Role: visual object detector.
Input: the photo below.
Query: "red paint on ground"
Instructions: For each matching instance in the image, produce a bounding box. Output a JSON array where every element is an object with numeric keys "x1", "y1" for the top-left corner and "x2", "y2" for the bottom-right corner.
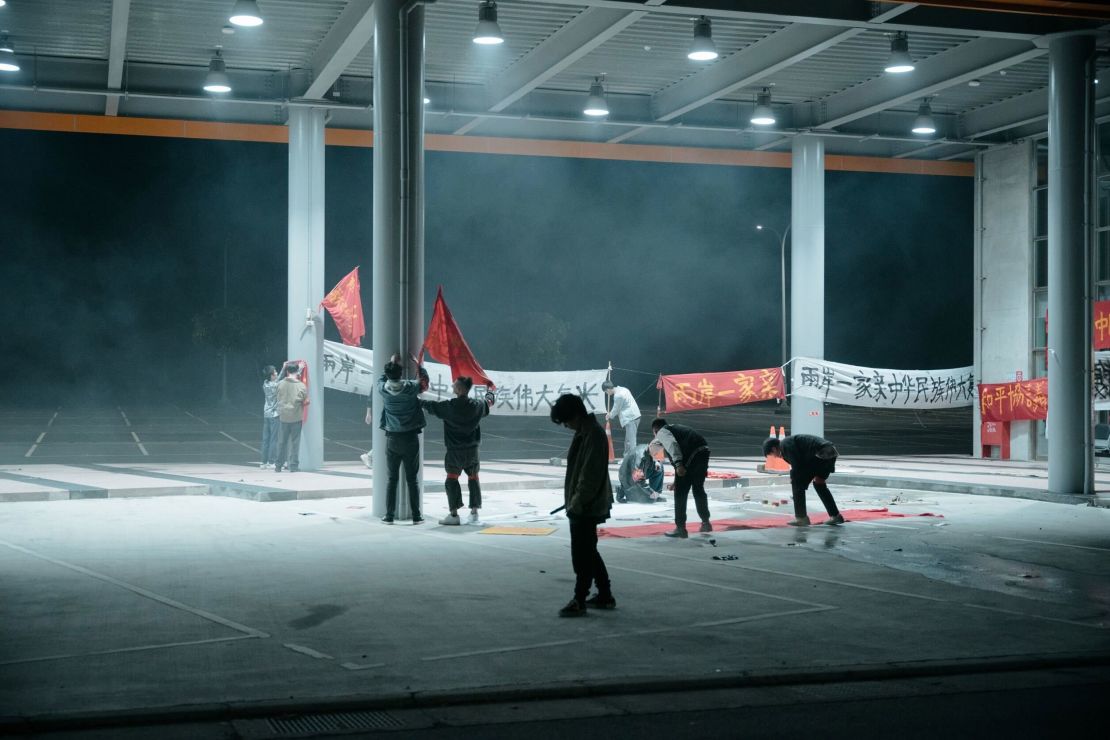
[{"x1": 598, "y1": 508, "x2": 942, "y2": 539}]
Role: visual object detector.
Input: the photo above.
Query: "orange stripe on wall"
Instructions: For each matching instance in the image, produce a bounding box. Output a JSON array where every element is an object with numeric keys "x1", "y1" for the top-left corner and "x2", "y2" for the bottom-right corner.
[{"x1": 0, "y1": 109, "x2": 974, "y2": 177}]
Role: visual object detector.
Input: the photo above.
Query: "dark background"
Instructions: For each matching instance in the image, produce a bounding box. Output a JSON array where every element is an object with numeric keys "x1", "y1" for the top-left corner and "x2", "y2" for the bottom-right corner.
[{"x1": 0, "y1": 128, "x2": 973, "y2": 406}]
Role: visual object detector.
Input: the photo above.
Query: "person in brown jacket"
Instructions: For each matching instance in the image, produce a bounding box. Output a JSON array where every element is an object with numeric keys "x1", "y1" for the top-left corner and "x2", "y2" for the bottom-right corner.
[
  {"x1": 550, "y1": 393, "x2": 615, "y2": 617},
  {"x1": 274, "y1": 362, "x2": 309, "y2": 473}
]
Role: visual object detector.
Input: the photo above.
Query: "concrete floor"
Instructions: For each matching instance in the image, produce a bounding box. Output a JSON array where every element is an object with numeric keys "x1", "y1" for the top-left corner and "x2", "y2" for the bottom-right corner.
[{"x1": 1, "y1": 481, "x2": 1108, "y2": 737}]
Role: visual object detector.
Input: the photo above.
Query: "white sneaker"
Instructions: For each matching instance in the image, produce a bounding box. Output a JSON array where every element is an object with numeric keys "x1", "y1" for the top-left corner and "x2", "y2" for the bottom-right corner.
[
  {"x1": 467, "y1": 511, "x2": 481, "y2": 525},
  {"x1": 439, "y1": 514, "x2": 461, "y2": 526},
  {"x1": 359, "y1": 452, "x2": 372, "y2": 468}
]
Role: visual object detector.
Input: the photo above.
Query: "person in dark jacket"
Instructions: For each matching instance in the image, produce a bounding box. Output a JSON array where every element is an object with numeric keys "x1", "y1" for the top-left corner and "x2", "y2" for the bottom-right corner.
[
  {"x1": 378, "y1": 353, "x2": 430, "y2": 525},
  {"x1": 421, "y1": 376, "x2": 495, "y2": 526},
  {"x1": 762, "y1": 434, "x2": 844, "y2": 526},
  {"x1": 650, "y1": 418, "x2": 712, "y2": 538},
  {"x1": 551, "y1": 393, "x2": 615, "y2": 617}
]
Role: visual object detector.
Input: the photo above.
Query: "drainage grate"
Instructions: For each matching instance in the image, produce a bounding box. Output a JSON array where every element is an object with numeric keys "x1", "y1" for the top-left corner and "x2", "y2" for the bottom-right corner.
[{"x1": 268, "y1": 710, "x2": 404, "y2": 735}]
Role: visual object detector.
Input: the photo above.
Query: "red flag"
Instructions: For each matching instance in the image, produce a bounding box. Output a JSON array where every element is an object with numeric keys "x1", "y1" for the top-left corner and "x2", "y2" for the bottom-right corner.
[
  {"x1": 319, "y1": 267, "x2": 365, "y2": 347},
  {"x1": 422, "y1": 286, "x2": 496, "y2": 390}
]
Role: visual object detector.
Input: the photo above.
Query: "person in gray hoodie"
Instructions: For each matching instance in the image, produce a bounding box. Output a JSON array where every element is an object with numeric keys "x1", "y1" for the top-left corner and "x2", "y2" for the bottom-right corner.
[
  {"x1": 420, "y1": 376, "x2": 495, "y2": 526},
  {"x1": 378, "y1": 353, "x2": 430, "y2": 524}
]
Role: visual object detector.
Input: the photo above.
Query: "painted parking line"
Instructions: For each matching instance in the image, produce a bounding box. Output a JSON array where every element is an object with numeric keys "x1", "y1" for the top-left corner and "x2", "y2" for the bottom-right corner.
[
  {"x1": 183, "y1": 410, "x2": 210, "y2": 425},
  {"x1": 324, "y1": 436, "x2": 366, "y2": 453},
  {"x1": 119, "y1": 407, "x2": 131, "y2": 427},
  {"x1": 283, "y1": 643, "x2": 334, "y2": 660},
  {"x1": 0, "y1": 635, "x2": 257, "y2": 667},
  {"x1": 0, "y1": 539, "x2": 269, "y2": 638},
  {"x1": 46, "y1": 410, "x2": 59, "y2": 427},
  {"x1": 130, "y1": 431, "x2": 149, "y2": 456},
  {"x1": 219, "y1": 430, "x2": 260, "y2": 453},
  {"x1": 991, "y1": 535, "x2": 1110, "y2": 554},
  {"x1": 24, "y1": 432, "x2": 46, "y2": 458}
]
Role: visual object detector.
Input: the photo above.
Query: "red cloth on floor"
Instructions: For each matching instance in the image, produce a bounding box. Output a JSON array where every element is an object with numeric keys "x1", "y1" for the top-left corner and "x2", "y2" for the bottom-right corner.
[{"x1": 598, "y1": 508, "x2": 941, "y2": 539}]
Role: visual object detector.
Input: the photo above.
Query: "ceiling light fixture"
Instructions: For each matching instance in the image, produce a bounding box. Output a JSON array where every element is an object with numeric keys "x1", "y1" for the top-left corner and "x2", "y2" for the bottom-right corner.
[
  {"x1": 885, "y1": 32, "x2": 914, "y2": 74},
  {"x1": 473, "y1": 1, "x2": 504, "y2": 45},
  {"x1": 229, "y1": 0, "x2": 264, "y2": 27},
  {"x1": 583, "y1": 77, "x2": 608, "y2": 117},
  {"x1": 687, "y1": 16, "x2": 718, "y2": 62},
  {"x1": 750, "y1": 87, "x2": 775, "y2": 126},
  {"x1": 0, "y1": 34, "x2": 18, "y2": 73},
  {"x1": 911, "y1": 98, "x2": 936, "y2": 135},
  {"x1": 204, "y1": 50, "x2": 232, "y2": 93}
]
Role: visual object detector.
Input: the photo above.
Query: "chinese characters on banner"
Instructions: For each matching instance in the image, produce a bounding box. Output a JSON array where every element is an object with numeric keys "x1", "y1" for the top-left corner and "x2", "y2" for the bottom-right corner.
[
  {"x1": 322, "y1": 341, "x2": 607, "y2": 417},
  {"x1": 978, "y1": 378, "x2": 1048, "y2": 422},
  {"x1": 791, "y1": 357, "x2": 976, "y2": 409},
  {"x1": 660, "y1": 368, "x2": 784, "y2": 412},
  {"x1": 1095, "y1": 302, "x2": 1110, "y2": 350}
]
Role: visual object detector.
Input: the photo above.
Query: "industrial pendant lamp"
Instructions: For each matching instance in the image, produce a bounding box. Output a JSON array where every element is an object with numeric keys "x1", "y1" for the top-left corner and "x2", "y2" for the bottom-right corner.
[
  {"x1": 229, "y1": 0, "x2": 264, "y2": 28},
  {"x1": 750, "y1": 87, "x2": 775, "y2": 126},
  {"x1": 911, "y1": 99, "x2": 936, "y2": 134},
  {"x1": 885, "y1": 32, "x2": 914, "y2": 74},
  {"x1": 0, "y1": 35, "x2": 19, "y2": 73},
  {"x1": 687, "y1": 16, "x2": 718, "y2": 62},
  {"x1": 203, "y1": 50, "x2": 232, "y2": 93},
  {"x1": 583, "y1": 77, "x2": 608, "y2": 117},
  {"x1": 473, "y1": 1, "x2": 504, "y2": 45}
]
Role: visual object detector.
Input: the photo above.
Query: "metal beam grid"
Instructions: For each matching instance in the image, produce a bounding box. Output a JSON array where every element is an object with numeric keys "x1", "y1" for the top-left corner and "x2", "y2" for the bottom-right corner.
[
  {"x1": 125, "y1": 0, "x2": 347, "y2": 72},
  {"x1": 541, "y1": 12, "x2": 789, "y2": 96},
  {"x1": 721, "y1": 29, "x2": 971, "y2": 106},
  {"x1": 0, "y1": 0, "x2": 112, "y2": 59}
]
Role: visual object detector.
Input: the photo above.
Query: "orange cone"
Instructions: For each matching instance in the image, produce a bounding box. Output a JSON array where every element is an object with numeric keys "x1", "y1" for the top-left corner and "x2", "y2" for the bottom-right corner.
[
  {"x1": 764, "y1": 424, "x2": 790, "y2": 473},
  {"x1": 778, "y1": 426, "x2": 786, "y2": 440},
  {"x1": 605, "y1": 419, "x2": 616, "y2": 462}
]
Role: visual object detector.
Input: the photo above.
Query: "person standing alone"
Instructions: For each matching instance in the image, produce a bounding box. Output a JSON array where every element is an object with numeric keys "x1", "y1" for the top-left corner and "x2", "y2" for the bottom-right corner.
[{"x1": 603, "y1": 380, "x2": 641, "y2": 457}]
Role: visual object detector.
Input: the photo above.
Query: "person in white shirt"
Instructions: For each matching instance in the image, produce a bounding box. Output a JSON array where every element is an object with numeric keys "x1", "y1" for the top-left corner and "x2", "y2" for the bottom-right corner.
[{"x1": 603, "y1": 380, "x2": 641, "y2": 457}]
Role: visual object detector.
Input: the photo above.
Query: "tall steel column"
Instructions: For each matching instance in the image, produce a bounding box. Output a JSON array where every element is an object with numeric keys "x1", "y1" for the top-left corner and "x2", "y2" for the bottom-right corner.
[
  {"x1": 371, "y1": 0, "x2": 425, "y2": 518},
  {"x1": 1047, "y1": 33, "x2": 1095, "y2": 495},
  {"x1": 790, "y1": 135, "x2": 825, "y2": 438},
  {"x1": 287, "y1": 106, "x2": 326, "y2": 471}
]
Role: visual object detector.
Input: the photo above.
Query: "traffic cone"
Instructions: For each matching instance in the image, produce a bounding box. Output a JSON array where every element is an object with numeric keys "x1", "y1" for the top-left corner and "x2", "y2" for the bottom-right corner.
[
  {"x1": 778, "y1": 426, "x2": 786, "y2": 440},
  {"x1": 763, "y1": 424, "x2": 790, "y2": 473},
  {"x1": 605, "y1": 419, "x2": 616, "y2": 462}
]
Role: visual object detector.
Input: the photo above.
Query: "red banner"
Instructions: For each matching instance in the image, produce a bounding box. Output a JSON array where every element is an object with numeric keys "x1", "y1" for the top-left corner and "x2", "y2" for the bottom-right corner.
[
  {"x1": 319, "y1": 267, "x2": 365, "y2": 347},
  {"x1": 978, "y1": 378, "x2": 1047, "y2": 422},
  {"x1": 1095, "y1": 300, "x2": 1110, "y2": 350},
  {"x1": 661, "y1": 368, "x2": 784, "y2": 412}
]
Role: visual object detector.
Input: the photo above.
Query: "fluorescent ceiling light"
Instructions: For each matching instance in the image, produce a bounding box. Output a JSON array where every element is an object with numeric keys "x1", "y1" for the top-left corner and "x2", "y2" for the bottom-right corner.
[
  {"x1": 885, "y1": 32, "x2": 914, "y2": 74},
  {"x1": 687, "y1": 16, "x2": 718, "y2": 62},
  {"x1": 583, "y1": 78, "x2": 608, "y2": 117},
  {"x1": 473, "y1": 1, "x2": 504, "y2": 45},
  {"x1": 750, "y1": 88, "x2": 775, "y2": 126},
  {"x1": 911, "y1": 99, "x2": 936, "y2": 134},
  {"x1": 204, "y1": 51, "x2": 232, "y2": 93}
]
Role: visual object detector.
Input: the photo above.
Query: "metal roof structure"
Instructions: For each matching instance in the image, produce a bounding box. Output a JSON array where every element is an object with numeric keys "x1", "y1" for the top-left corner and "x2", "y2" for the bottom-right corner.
[{"x1": 0, "y1": 0, "x2": 1108, "y2": 160}]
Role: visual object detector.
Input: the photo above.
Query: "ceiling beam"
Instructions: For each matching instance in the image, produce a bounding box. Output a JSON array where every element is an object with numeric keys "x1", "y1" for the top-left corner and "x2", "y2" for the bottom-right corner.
[
  {"x1": 815, "y1": 37, "x2": 1045, "y2": 130},
  {"x1": 104, "y1": 0, "x2": 131, "y2": 116},
  {"x1": 454, "y1": 0, "x2": 666, "y2": 136},
  {"x1": 532, "y1": 0, "x2": 1095, "y2": 39},
  {"x1": 304, "y1": 0, "x2": 376, "y2": 100}
]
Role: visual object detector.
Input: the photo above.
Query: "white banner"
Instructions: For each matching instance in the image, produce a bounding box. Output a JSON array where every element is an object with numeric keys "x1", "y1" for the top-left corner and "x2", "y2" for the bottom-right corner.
[
  {"x1": 321, "y1": 341, "x2": 609, "y2": 416},
  {"x1": 1095, "y1": 351, "x2": 1110, "y2": 410},
  {"x1": 791, "y1": 357, "x2": 976, "y2": 409}
]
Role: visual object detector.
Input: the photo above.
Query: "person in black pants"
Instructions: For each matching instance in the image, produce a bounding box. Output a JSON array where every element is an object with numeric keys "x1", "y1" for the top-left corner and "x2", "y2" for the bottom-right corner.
[
  {"x1": 650, "y1": 418, "x2": 712, "y2": 538},
  {"x1": 551, "y1": 394, "x2": 615, "y2": 617},
  {"x1": 377, "y1": 353, "x2": 430, "y2": 525},
  {"x1": 762, "y1": 434, "x2": 844, "y2": 527}
]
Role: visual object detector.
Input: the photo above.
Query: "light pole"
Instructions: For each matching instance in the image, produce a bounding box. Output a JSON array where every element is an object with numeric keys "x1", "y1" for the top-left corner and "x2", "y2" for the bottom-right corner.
[{"x1": 756, "y1": 223, "x2": 789, "y2": 376}]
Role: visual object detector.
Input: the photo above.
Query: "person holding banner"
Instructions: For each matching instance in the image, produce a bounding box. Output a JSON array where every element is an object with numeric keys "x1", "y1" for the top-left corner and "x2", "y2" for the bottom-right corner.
[
  {"x1": 762, "y1": 434, "x2": 844, "y2": 526},
  {"x1": 603, "y1": 381, "x2": 641, "y2": 456},
  {"x1": 378, "y1": 353, "x2": 430, "y2": 525},
  {"x1": 420, "y1": 376, "x2": 495, "y2": 526},
  {"x1": 650, "y1": 418, "x2": 713, "y2": 538},
  {"x1": 550, "y1": 393, "x2": 615, "y2": 617}
]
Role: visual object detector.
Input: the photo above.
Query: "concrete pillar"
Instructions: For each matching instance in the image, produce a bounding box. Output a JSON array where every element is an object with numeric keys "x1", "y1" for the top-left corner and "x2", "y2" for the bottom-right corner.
[
  {"x1": 287, "y1": 106, "x2": 326, "y2": 471},
  {"x1": 1047, "y1": 34, "x2": 1095, "y2": 495},
  {"x1": 790, "y1": 134, "x2": 825, "y2": 438},
  {"x1": 371, "y1": 0, "x2": 425, "y2": 518}
]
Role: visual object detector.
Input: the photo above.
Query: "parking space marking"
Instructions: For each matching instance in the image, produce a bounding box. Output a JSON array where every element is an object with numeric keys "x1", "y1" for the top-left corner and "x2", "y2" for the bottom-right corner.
[
  {"x1": 961, "y1": 602, "x2": 1107, "y2": 630},
  {"x1": 991, "y1": 536, "x2": 1110, "y2": 554},
  {"x1": 183, "y1": 410, "x2": 210, "y2": 425},
  {"x1": 130, "y1": 431, "x2": 149, "y2": 456},
  {"x1": 219, "y1": 430, "x2": 259, "y2": 453},
  {"x1": 0, "y1": 539, "x2": 269, "y2": 638},
  {"x1": 283, "y1": 643, "x2": 334, "y2": 660},
  {"x1": 119, "y1": 408, "x2": 131, "y2": 427},
  {"x1": 0, "y1": 635, "x2": 258, "y2": 667},
  {"x1": 324, "y1": 436, "x2": 366, "y2": 453},
  {"x1": 24, "y1": 432, "x2": 46, "y2": 458},
  {"x1": 46, "y1": 410, "x2": 59, "y2": 427}
]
